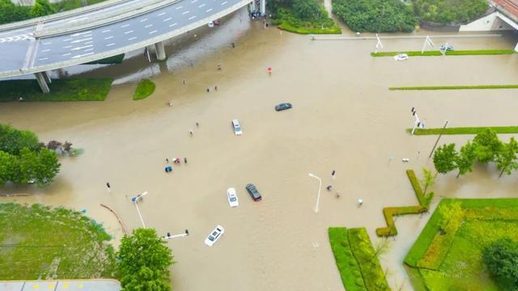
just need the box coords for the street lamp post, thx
[131,191,149,228]
[308,173,322,213]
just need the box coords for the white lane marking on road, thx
[62,53,71,56]
[175,5,183,9]
[149,30,158,34]
[221,1,227,5]
[72,52,94,58]
[188,15,196,20]
[191,0,198,3]
[198,3,205,8]
[71,45,93,51]
[124,30,134,34]
[104,36,114,40]
[139,18,148,22]
[206,8,213,12]
[38,57,48,61]
[145,24,153,28]
[72,31,91,37]
[158,12,166,16]
[128,36,137,41]
[106,43,115,47]
[41,49,50,52]
[182,10,190,15]
[71,37,92,43]
[84,41,93,45]
[101,29,111,33]
[68,16,87,23]
[63,38,72,42]
[83,48,94,52]
[169,22,177,27]
[121,24,130,28]
[163,17,172,22]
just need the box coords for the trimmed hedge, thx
[408,126,518,136]
[372,49,516,57]
[133,79,156,101]
[328,227,389,290]
[376,169,429,237]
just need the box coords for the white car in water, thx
[204,225,225,247]
[232,119,242,135]
[227,187,239,207]
[393,53,409,61]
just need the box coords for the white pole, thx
[135,203,146,228]
[308,173,322,213]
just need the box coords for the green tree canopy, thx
[495,138,518,178]
[455,141,476,178]
[412,0,489,24]
[292,0,324,21]
[483,238,518,289]
[433,143,458,174]
[0,124,40,155]
[117,228,173,291]
[473,129,502,163]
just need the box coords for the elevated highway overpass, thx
[0,0,265,92]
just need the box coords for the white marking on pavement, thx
[121,24,130,28]
[128,36,137,40]
[62,53,71,56]
[41,49,50,52]
[101,29,111,33]
[145,24,153,28]
[158,12,166,16]
[182,10,190,15]
[149,30,158,34]
[72,52,94,58]
[72,45,93,51]
[124,30,134,34]
[84,41,93,45]
[221,1,227,5]
[106,43,115,47]
[198,3,205,8]
[139,18,148,22]
[176,5,183,9]
[72,31,91,37]
[104,36,114,40]
[38,57,48,61]
[63,38,72,42]
[169,23,178,27]
[188,15,196,20]
[83,48,94,52]
[71,37,92,43]
[206,8,213,12]
[163,17,172,22]
[42,41,52,45]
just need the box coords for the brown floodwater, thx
[1,7,518,291]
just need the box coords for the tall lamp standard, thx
[131,191,149,228]
[308,173,322,213]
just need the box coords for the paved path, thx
[0,279,120,291]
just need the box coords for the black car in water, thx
[275,103,292,111]
[245,183,262,201]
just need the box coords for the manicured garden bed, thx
[373,49,515,57]
[133,79,156,100]
[404,198,518,291]
[0,78,113,102]
[328,227,389,291]
[408,126,518,135]
[0,203,116,279]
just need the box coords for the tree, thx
[33,148,60,185]
[0,151,16,185]
[483,238,518,288]
[30,0,54,18]
[455,141,477,178]
[419,167,436,208]
[495,137,518,178]
[0,124,40,155]
[433,143,458,174]
[473,129,502,164]
[117,228,173,291]
[292,0,324,21]
[438,202,463,235]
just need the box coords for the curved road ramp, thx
[0,279,120,291]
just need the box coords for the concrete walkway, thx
[0,279,120,291]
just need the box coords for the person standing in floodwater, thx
[184,157,188,164]
[106,182,111,192]
[267,67,272,76]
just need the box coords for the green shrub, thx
[133,79,156,101]
[412,0,489,24]
[270,5,341,34]
[376,206,426,237]
[333,0,417,32]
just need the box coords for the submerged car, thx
[204,225,225,246]
[227,187,239,207]
[440,44,454,52]
[393,53,409,61]
[245,183,262,201]
[232,119,242,135]
[275,103,293,111]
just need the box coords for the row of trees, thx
[412,0,489,24]
[117,228,173,290]
[433,129,518,178]
[0,0,55,25]
[332,0,417,33]
[0,124,60,186]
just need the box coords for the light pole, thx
[308,173,322,213]
[131,191,149,228]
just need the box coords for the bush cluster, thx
[0,0,54,24]
[332,0,417,33]
[0,124,60,186]
[328,227,389,290]
[268,0,340,34]
[433,129,518,178]
[483,238,518,289]
[412,0,489,24]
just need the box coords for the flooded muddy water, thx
[1,7,518,291]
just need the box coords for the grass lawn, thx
[0,78,113,102]
[408,126,518,135]
[328,227,389,291]
[0,203,116,280]
[133,79,156,100]
[372,49,515,57]
[390,84,518,90]
[404,198,518,291]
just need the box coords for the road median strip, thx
[407,126,518,135]
[390,84,518,90]
[372,49,515,57]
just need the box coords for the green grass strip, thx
[390,84,518,90]
[371,49,515,57]
[133,79,156,101]
[408,126,518,135]
[0,78,113,102]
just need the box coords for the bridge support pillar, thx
[35,72,50,94]
[42,71,52,84]
[259,0,266,16]
[515,41,518,52]
[155,41,166,61]
[249,1,256,13]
